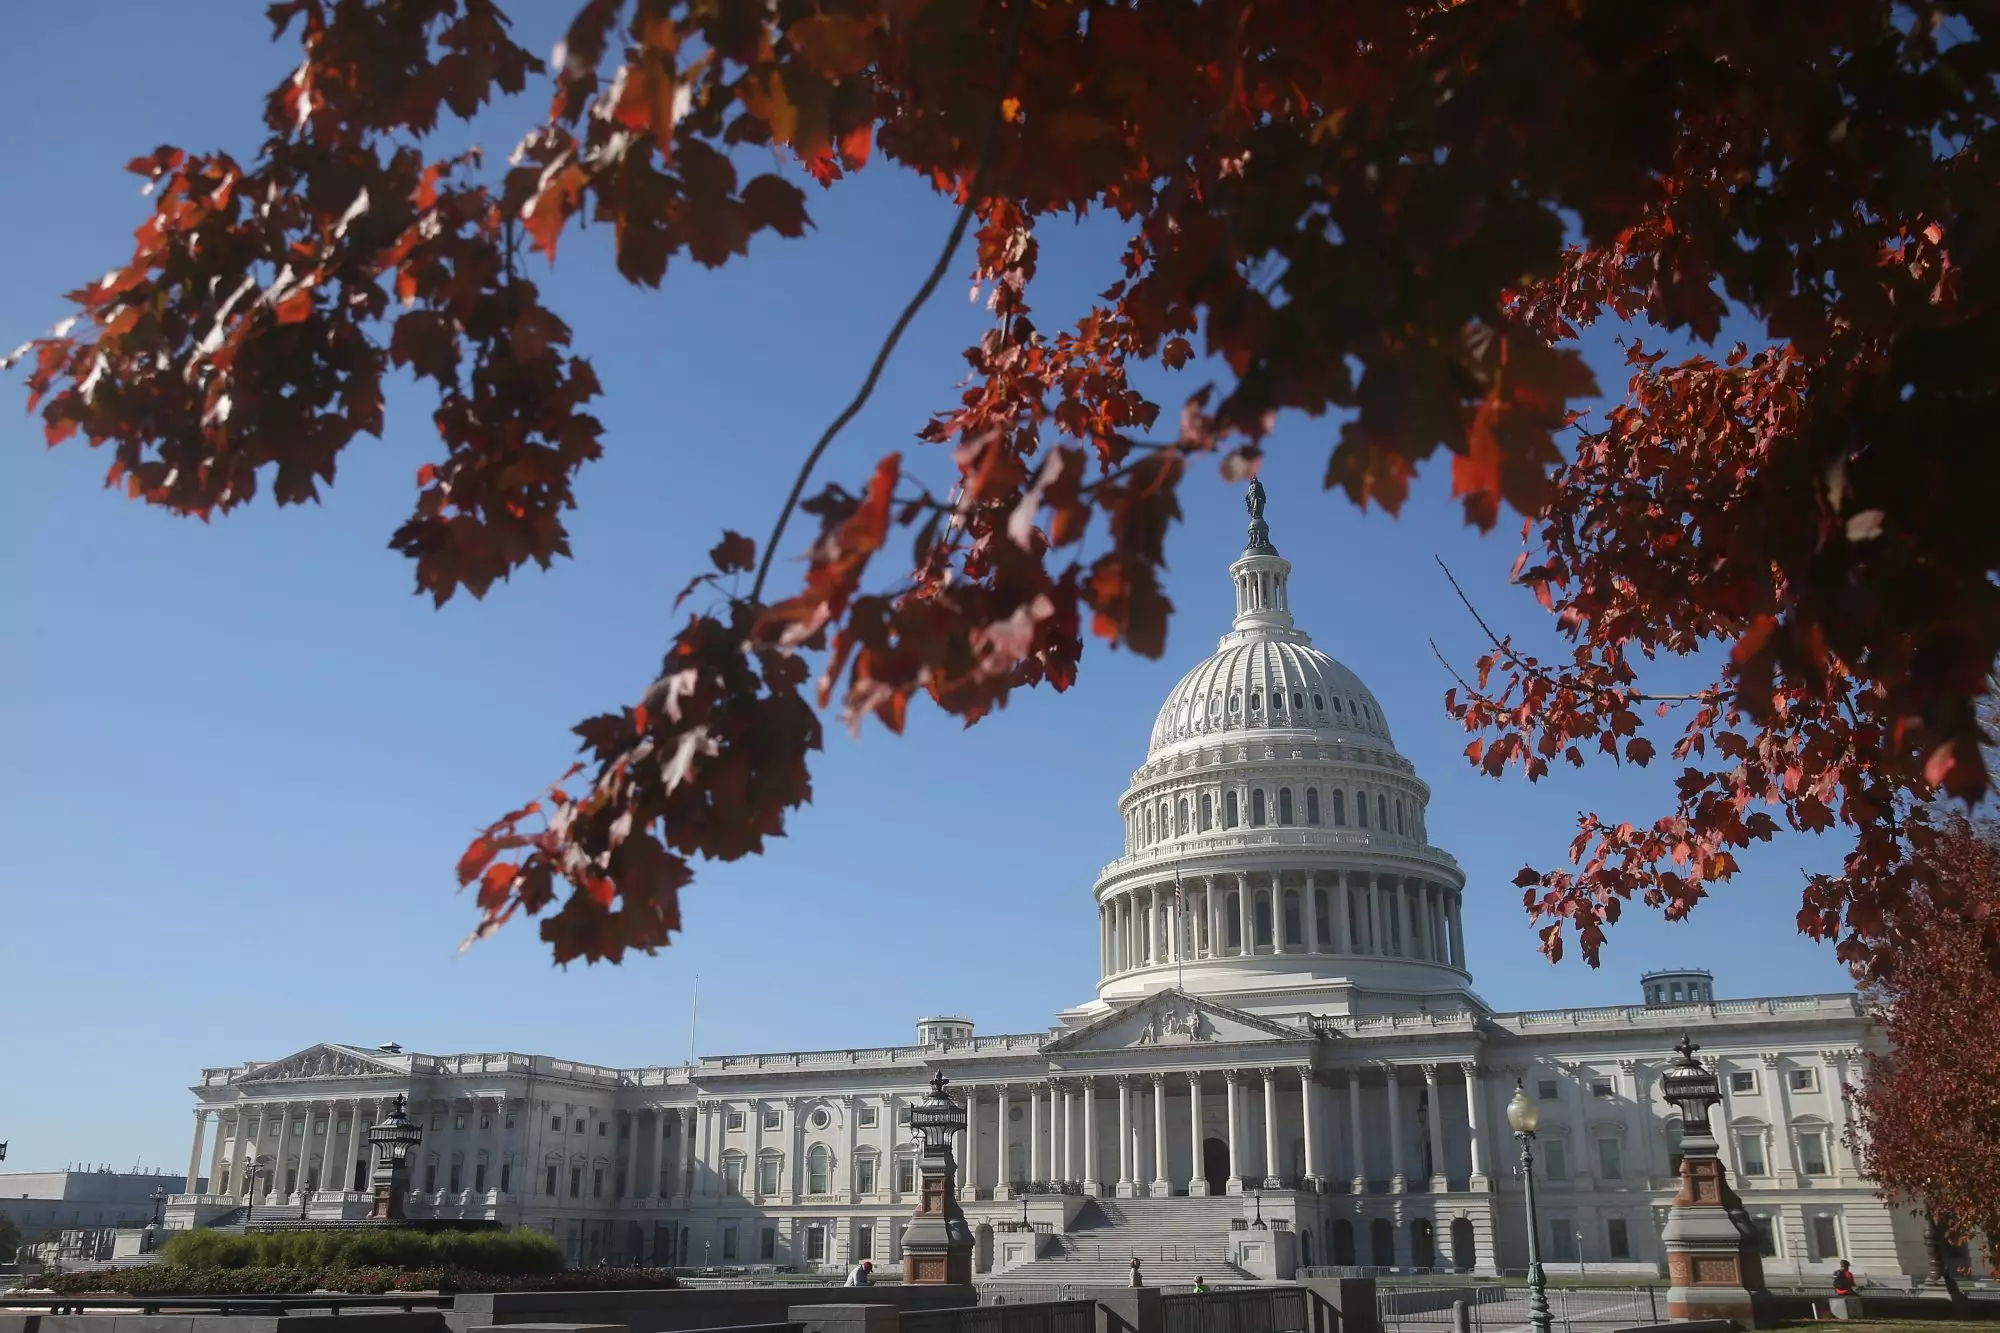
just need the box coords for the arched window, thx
[1200,793,1214,831]
[1293,691,1304,709]
[1356,792,1370,828]
[1177,797,1189,835]
[1306,788,1321,824]
[1250,692,1261,712]
[1225,791,1240,827]
[721,1151,746,1196]
[1378,794,1390,828]
[1230,694,1241,713]
[1282,889,1302,946]
[807,1144,831,1194]
[1146,806,1156,842]
[1332,696,1343,713]
[1251,789,1267,826]
[1254,891,1274,947]
[1160,801,1171,837]
[1278,788,1295,824]
[1226,892,1243,948]
[1395,800,1406,835]
[1331,790,1345,825]
[1314,889,1332,947]
[1314,693,1326,710]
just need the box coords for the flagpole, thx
[1175,865,1185,992]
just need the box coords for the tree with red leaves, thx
[1846,815,2000,1296]
[8,0,1998,967]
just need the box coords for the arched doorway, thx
[1332,1219,1356,1265]
[1370,1218,1396,1267]
[1450,1218,1475,1272]
[1300,1229,1314,1267]
[1410,1218,1435,1270]
[1202,1137,1230,1195]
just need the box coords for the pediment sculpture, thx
[242,1046,386,1082]
[1136,999,1211,1045]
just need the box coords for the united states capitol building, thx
[166,493,1925,1282]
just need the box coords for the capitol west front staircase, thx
[983,1195,1258,1287]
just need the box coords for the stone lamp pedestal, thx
[901,1071,974,1284]
[366,1094,424,1222]
[1658,1036,1770,1326]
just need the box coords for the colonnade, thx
[189,1098,388,1202]
[1099,871,1465,978]
[949,1061,1491,1200]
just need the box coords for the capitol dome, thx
[1086,484,1469,1019]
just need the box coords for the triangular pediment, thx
[1043,990,1308,1055]
[239,1043,405,1083]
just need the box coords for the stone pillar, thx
[1224,1070,1244,1193]
[1260,1067,1281,1187]
[185,1109,209,1198]
[1405,880,1423,960]
[1348,1074,1367,1193]
[308,1102,333,1194]
[1462,1063,1490,1190]
[231,1108,252,1200]
[1186,1073,1208,1196]
[995,1086,1013,1200]
[1063,1083,1079,1183]
[1049,1082,1065,1183]
[1151,1073,1170,1195]
[676,1106,695,1200]
[1448,889,1465,967]
[1029,1083,1044,1183]
[207,1108,228,1198]
[343,1100,370,1196]
[959,1088,978,1201]
[1300,1070,1319,1188]
[1367,875,1384,953]
[1238,875,1254,955]
[1116,1077,1134,1196]
[1082,1078,1100,1196]
[1208,880,1224,959]
[1423,1064,1449,1192]
[271,1105,294,1199]
[1386,1065,1407,1193]
[620,1109,638,1198]
[1766,1054,1800,1185]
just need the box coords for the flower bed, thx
[26,1265,681,1296]
[161,1227,562,1274]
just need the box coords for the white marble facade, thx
[169,510,1923,1279]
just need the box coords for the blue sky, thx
[0,5,1853,1176]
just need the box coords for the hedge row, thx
[28,1264,680,1295]
[159,1228,562,1274]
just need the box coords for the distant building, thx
[0,1169,192,1233]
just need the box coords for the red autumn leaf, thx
[709,530,756,574]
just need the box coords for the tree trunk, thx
[1928,1214,1968,1308]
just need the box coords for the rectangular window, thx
[620,1119,631,1139]
[1730,1071,1757,1095]
[722,1226,738,1260]
[424,1163,438,1192]
[569,1166,582,1197]
[1789,1068,1818,1093]
[593,1168,604,1197]
[896,1157,916,1193]
[899,1107,912,1125]
[763,1109,783,1131]
[431,1115,444,1131]
[546,1164,558,1195]
[757,1156,781,1196]
[1751,1215,1778,1256]
[574,1118,586,1133]
[1799,1130,1829,1176]
[500,1163,512,1194]
[449,1162,462,1192]
[598,1122,608,1136]
[727,1111,747,1132]
[760,1226,777,1260]
[723,1158,744,1195]
[1607,1218,1630,1259]
[314,1117,328,1135]
[1811,1214,1839,1261]
[615,1170,627,1197]
[552,1115,563,1132]
[1738,1134,1767,1176]
[1254,894,1273,946]
[1544,1139,1568,1181]
[856,1223,874,1261]
[474,1163,487,1193]
[1537,1079,1559,1101]
[1597,1137,1623,1181]
[505,1114,516,1130]
[858,1106,878,1128]
[806,1226,827,1262]
[480,1114,491,1130]
[1548,1219,1576,1262]
[857,1157,877,1194]
[455,1115,466,1131]
[1590,1078,1614,1100]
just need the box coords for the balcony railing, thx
[1098,828,1461,881]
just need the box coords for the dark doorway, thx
[1332,1219,1356,1265]
[1300,1229,1314,1266]
[1202,1137,1230,1194]
[1450,1218,1475,1271]
[1411,1218,1435,1270]
[1371,1218,1396,1267]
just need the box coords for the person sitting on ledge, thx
[844,1259,874,1287]
[1193,1277,1210,1294]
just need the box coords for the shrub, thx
[156,1228,561,1274]
[26,1264,679,1296]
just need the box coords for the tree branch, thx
[750,0,1032,606]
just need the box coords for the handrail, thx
[0,1294,455,1316]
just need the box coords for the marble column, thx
[272,1105,294,1199]
[1386,1065,1407,1193]
[959,1088,978,1201]
[186,1110,208,1198]
[1369,876,1386,953]
[1082,1078,1100,1196]
[1186,1073,1208,1195]
[343,1100,370,1196]
[620,1109,638,1197]
[1348,1074,1367,1193]
[1048,1082,1064,1183]
[1423,1065,1448,1191]
[1208,880,1224,960]
[995,1086,1013,1199]
[1404,880,1423,961]
[1462,1062,1490,1189]
[231,1108,251,1200]
[1116,1076,1134,1197]
[1151,1073,1169,1195]
[1261,1068,1281,1187]
[1448,890,1466,967]
[1333,873,1351,954]
[1238,876,1254,955]
[1224,1070,1244,1193]
[1300,1070,1319,1187]
[207,1109,228,1198]
[1063,1083,1079,1183]
[307,1102,333,1193]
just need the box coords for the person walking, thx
[1832,1260,1857,1297]
[1128,1256,1144,1287]
[845,1259,874,1287]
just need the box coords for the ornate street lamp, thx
[1506,1081,1553,1333]
[366,1095,425,1221]
[150,1186,167,1227]
[901,1071,973,1284]
[1250,1189,1267,1230]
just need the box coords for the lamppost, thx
[149,1187,167,1227]
[1506,1081,1553,1333]
[1250,1189,1267,1230]
[366,1095,424,1221]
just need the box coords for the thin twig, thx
[1433,554,1713,705]
[749,0,1032,606]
